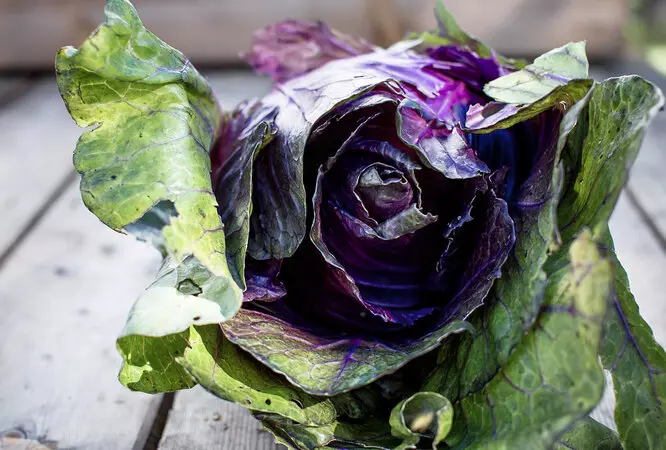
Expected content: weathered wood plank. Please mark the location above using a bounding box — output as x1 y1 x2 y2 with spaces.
0 182 163 449
158 387 281 450
609 194 666 347
0 0 626 70
0 79 81 260
626 109 666 244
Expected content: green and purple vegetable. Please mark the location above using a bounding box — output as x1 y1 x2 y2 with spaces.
56 0 666 448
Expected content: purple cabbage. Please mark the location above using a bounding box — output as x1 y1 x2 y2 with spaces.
208 21 561 392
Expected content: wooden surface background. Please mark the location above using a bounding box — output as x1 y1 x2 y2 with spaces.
0 65 663 448
0 0 627 70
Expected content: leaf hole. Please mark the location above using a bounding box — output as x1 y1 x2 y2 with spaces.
177 278 203 296
111 175 117 180
265 399 272 405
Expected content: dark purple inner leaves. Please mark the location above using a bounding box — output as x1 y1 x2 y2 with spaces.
240 95 515 337
467 111 562 204
355 163 413 223
230 47 560 344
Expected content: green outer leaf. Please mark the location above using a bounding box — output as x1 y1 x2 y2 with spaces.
179 325 338 426
57 0 245 390
556 76 665 244
117 329 195 393
389 392 453 450
445 231 611 449
542 76 664 449
57 0 239 291
555 417 622 450
430 75 663 406
484 42 589 104
260 414 397 450
464 80 593 134
598 231 666 450
423 81 589 402
117 256 242 392
222 309 474 396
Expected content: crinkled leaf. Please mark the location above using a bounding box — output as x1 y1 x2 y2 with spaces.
598 231 666 450
117 256 242 392
555 417 622 450
57 0 245 392
212 101 277 288
423 101 573 402
177 325 338 425
445 231 611 449
221 309 473 396
464 80 592 133
260 414 397 450
541 76 665 449
117 329 195 393
179 326 400 449
389 392 453 450
484 42 589 104
247 65 391 260
556 76 665 244
397 99 489 178
428 75 663 404
248 45 502 260
57 0 235 279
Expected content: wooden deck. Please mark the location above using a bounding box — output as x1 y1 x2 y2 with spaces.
0 69 664 449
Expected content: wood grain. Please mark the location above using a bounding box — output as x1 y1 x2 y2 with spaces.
158 387 281 450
